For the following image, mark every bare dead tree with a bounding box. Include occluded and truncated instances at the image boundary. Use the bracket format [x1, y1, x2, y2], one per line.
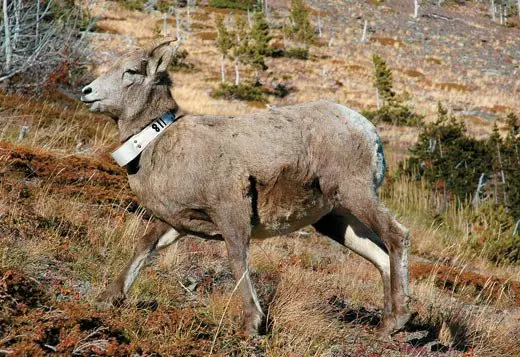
[472, 173, 486, 210]
[317, 11, 322, 37]
[2, 0, 11, 72]
[360, 19, 368, 43]
[35, 0, 40, 40]
[186, 0, 192, 37]
[175, 7, 182, 41]
[328, 24, 334, 47]
[0, 0, 95, 90]
[496, 142, 508, 209]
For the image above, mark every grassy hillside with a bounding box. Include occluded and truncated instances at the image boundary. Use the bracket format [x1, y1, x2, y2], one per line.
[1, 0, 519, 355]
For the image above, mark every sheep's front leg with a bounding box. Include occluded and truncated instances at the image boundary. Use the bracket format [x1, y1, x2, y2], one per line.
[215, 202, 263, 335]
[226, 239, 264, 335]
[95, 221, 183, 309]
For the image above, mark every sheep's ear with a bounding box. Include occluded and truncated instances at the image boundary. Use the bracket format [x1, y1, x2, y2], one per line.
[147, 38, 177, 75]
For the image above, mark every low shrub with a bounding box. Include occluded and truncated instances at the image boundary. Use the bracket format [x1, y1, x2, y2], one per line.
[213, 83, 264, 102]
[168, 48, 194, 71]
[113, 0, 145, 11]
[209, 0, 258, 11]
[283, 47, 309, 60]
[468, 203, 520, 264]
[273, 83, 291, 98]
[362, 101, 423, 127]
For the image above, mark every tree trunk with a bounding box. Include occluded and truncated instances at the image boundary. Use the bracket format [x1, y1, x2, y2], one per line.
[13, 0, 20, 49]
[376, 88, 380, 110]
[518, 0, 520, 20]
[3, 0, 11, 72]
[491, 0, 496, 21]
[472, 173, 485, 210]
[36, 0, 40, 41]
[497, 143, 508, 209]
[187, 0, 191, 35]
[360, 20, 367, 43]
[234, 59, 240, 86]
[221, 55, 226, 84]
[414, 0, 419, 19]
[175, 7, 181, 40]
[317, 12, 322, 37]
[328, 32, 334, 47]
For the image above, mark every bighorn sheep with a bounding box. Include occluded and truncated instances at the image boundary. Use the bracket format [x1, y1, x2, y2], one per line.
[80, 38, 410, 336]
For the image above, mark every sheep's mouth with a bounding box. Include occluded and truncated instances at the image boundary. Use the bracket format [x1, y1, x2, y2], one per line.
[80, 98, 103, 112]
[80, 98, 100, 105]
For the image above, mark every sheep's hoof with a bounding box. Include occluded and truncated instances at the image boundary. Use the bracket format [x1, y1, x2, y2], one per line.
[377, 312, 411, 337]
[394, 312, 412, 331]
[94, 289, 126, 311]
[242, 314, 264, 337]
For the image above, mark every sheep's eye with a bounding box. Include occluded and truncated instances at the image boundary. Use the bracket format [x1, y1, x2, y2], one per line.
[125, 69, 139, 75]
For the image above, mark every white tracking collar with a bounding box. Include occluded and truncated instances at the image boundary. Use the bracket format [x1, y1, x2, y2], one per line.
[112, 112, 176, 166]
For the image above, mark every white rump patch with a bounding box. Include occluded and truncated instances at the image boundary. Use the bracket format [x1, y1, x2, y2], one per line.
[337, 104, 386, 188]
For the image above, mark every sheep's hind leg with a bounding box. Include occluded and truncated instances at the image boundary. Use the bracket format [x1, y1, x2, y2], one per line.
[95, 220, 184, 309]
[313, 213, 392, 321]
[338, 193, 410, 335]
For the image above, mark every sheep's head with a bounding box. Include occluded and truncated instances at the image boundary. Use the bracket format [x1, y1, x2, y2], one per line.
[81, 38, 177, 139]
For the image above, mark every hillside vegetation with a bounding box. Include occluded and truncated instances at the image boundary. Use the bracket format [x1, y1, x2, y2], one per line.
[0, 0, 519, 355]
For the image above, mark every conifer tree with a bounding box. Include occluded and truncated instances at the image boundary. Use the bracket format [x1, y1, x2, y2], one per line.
[506, 112, 520, 137]
[216, 15, 233, 84]
[364, 54, 422, 126]
[489, 122, 508, 207]
[250, 12, 271, 57]
[372, 53, 393, 107]
[289, 0, 314, 48]
[248, 11, 272, 81]
[505, 112, 520, 165]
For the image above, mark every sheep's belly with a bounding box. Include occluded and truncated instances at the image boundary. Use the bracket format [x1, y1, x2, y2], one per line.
[251, 197, 331, 239]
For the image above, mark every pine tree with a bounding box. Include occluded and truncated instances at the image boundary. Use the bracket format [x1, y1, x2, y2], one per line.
[364, 54, 422, 126]
[506, 112, 520, 137]
[289, 0, 314, 48]
[250, 12, 272, 57]
[406, 103, 491, 201]
[248, 11, 272, 81]
[372, 53, 394, 106]
[216, 15, 233, 84]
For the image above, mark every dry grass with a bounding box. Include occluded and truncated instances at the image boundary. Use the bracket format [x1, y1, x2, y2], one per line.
[1, 136, 519, 354]
[0, 92, 117, 155]
[370, 36, 405, 47]
[1, 0, 519, 354]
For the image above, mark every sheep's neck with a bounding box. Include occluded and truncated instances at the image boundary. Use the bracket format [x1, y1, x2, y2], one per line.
[118, 88, 179, 142]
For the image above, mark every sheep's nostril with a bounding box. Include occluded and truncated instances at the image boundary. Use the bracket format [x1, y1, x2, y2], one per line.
[82, 86, 93, 95]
